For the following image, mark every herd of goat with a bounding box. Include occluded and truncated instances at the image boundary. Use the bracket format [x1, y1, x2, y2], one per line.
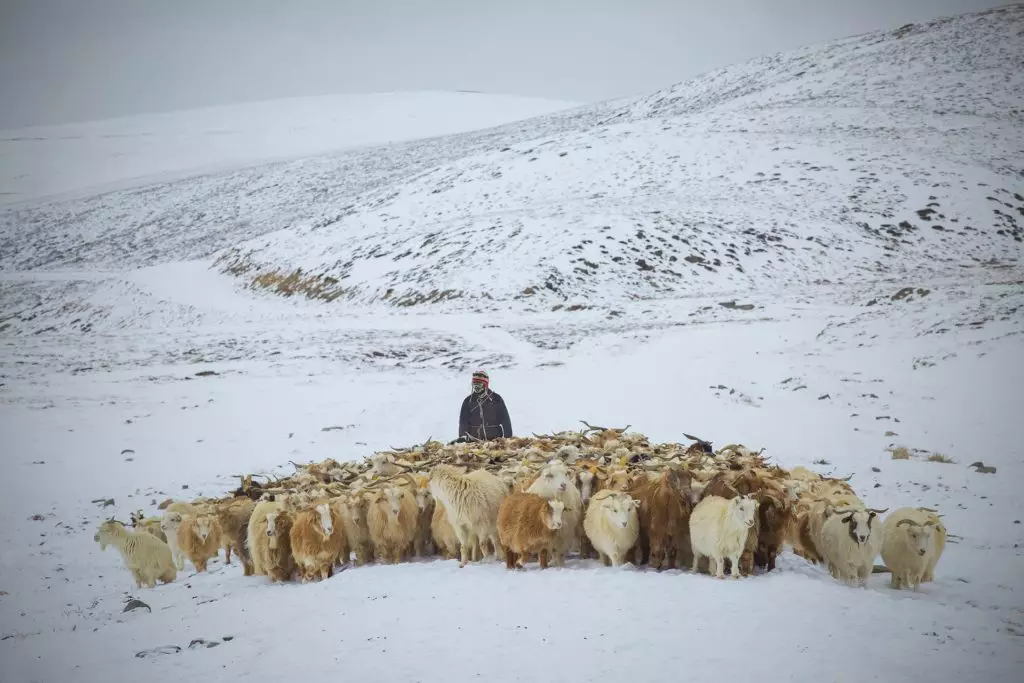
[92, 425, 947, 591]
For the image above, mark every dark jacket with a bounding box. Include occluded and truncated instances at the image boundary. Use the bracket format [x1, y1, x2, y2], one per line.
[459, 390, 512, 441]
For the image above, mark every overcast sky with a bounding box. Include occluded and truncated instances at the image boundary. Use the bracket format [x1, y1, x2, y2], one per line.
[0, 0, 1005, 128]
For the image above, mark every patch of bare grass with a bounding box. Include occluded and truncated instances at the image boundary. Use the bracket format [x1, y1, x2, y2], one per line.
[890, 446, 911, 460]
[926, 452, 956, 464]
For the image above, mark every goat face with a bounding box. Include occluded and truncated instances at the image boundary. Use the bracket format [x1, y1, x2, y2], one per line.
[842, 511, 875, 545]
[376, 487, 404, 520]
[546, 500, 566, 530]
[731, 495, 759, 528]
[265, 512, 279, 538]
[195, 516, 213, 542]
[414, 487, 432, 513]
[160, 512, 182, 534]
[605, 469, 632, 492]
[315, 503, 334, 537]
[539, 463, 571, 493]
[688, 481, 707, 505]
[908, 525, 933, 556]
[368, 453, 396, 476]
[578, 470, 596, 504]
[897, 520, 935, 556]
[346, 496, 367, 526]
[603, 495, 636, 529]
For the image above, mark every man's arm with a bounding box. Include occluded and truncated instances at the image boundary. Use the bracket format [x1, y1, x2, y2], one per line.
[495, 394, 512, 438]
[458, 396, 471, 438]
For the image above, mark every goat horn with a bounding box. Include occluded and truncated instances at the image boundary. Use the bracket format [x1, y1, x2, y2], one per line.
[896, 519, 919, 527]
[868, 507, 889, 514]
[838, 473, 854, 482]
[917, 507, 938, 512]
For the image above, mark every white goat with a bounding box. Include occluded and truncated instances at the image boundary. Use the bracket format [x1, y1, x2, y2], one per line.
[159, 511, 187, 570]
[820, 506, 888, 586]
[880, 507, 945, 590]
[429, 465, 507, 567]
[583, 490, 639, 566]
[367, 452, 401, 477]
[526, 459, 583, 566]
[94, 520, 176, 588]
[689, 494, 759, 579]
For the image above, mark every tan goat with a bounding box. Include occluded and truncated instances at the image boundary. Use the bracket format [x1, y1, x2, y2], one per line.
[341, 491, 374, 565]
[247, 501, 297, 582]
[497, 492, 566, 569]
[216, 497, 256, 565]
[366, 485, 418, 564]
[176, 513, 223, 572]
[431, 499, 461, 560]
[290, 500, 346, 582]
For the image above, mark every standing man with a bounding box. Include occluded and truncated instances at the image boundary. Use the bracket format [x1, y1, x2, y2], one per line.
[458, 370, 513, 441]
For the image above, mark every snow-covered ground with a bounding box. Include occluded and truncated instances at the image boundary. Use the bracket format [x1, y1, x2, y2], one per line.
[0, 91, 577, 207]
[2, 4, 1023, 682]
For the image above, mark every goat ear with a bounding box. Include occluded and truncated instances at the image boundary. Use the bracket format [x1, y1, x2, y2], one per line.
[841, 514, 854, 524]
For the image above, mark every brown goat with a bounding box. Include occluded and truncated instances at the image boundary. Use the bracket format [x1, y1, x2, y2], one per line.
[264, 509, 297, 582]
[629, 466, 693, 570]
[753, 480, 792, 571]
[216, 497, 256, 565]
[497, 492, 566, 569]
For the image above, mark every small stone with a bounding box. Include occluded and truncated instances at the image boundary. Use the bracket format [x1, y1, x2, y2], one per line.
[135, 645, 181, 658]
[188, 638, 220, 649]
[123, 599, 151, 613]
[871, 467, 881, 473]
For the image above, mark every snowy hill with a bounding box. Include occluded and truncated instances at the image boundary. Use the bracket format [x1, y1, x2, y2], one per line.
[2, 5, 1020, 313]
[0, 91, 577, 206]
[1, 5, 1023, 683]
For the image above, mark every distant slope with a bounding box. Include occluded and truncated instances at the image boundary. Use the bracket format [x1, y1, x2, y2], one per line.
[0, 91, 578, 206]
[1, 5, 1021, 314]
[213, 4, 1024, 309]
